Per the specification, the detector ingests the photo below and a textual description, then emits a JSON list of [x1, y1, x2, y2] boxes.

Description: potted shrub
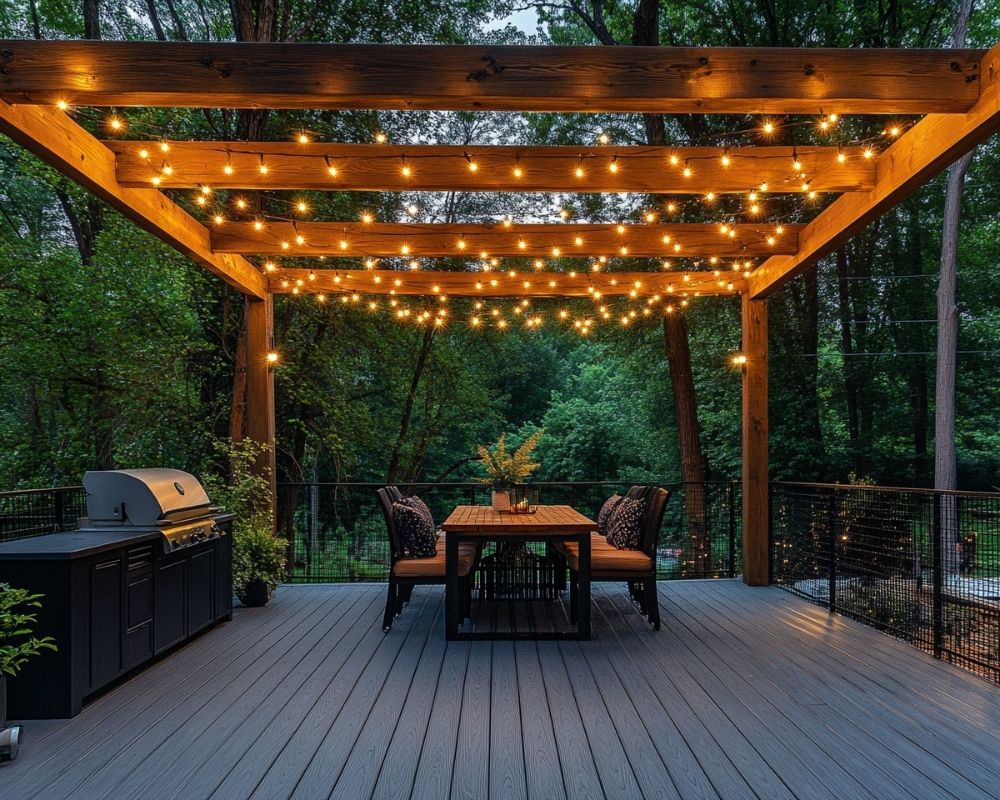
[[233, 513, 288, 606], [0, 583, 57, 724], [204, 438, 289, 607], [477, 430, 543, 511]]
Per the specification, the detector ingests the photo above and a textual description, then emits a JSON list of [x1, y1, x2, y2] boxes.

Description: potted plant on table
[[477, 430, 543, 511], [0, 583, 57, 725]]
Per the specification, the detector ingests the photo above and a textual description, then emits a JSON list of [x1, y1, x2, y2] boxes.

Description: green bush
[[0, 583, 57, 677]]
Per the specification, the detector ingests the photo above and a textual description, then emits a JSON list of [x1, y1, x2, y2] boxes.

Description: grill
[[80, 468, 224, 553]]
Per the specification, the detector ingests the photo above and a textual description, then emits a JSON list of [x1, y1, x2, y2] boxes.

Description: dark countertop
[[0, 530, 161, 560]]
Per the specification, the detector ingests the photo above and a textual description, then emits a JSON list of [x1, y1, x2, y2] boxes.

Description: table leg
[[577, 532, 591, 640], [445, 534, 459, 640]]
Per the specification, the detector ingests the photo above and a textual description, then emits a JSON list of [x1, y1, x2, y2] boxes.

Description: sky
[[484, 8, 542, 34]]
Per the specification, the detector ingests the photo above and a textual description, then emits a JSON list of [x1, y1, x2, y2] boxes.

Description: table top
[[441, 504, 595, 534]]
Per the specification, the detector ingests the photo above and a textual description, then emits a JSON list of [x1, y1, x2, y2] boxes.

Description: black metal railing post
[[827, 492, 837, 613], [54, 488, 65, 531], [932, 492, 943, 659], [728, 481, 737, 579]]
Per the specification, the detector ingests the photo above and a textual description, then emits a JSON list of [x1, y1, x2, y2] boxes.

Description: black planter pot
[[240, 579, 271, 607]]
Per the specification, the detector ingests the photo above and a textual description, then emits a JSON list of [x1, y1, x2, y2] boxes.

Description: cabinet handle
[[94, 560, 119, 570]]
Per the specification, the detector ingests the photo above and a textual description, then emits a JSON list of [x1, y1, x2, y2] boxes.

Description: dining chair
[[376, 486, 477, 632], [565, 486, 670, 629]]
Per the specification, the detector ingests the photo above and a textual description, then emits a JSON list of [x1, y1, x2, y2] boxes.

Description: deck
[[3, 580, 1000, 800]]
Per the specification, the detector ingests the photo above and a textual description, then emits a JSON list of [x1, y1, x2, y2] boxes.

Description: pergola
[[3, 40, 999, 587]]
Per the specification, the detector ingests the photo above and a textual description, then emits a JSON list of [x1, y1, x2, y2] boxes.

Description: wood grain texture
[[245, 296, 276, 500], [107, 141, 875, 193], [5, 583, 1000, 800], [270, 268, 743, 298], [441, 504, 595, 534], [741, 295, 769, 586], [0, 41, 983, 113], [749, 41, 1000, 298], [212, 221, 798, 257], [0, 100, 265, 298]]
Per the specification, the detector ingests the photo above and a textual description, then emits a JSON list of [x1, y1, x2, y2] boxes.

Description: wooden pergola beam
[[749, 43, 1000, 299], [269, 269, 741, 297], [0, 41, 983, 114], [212, 222, 798, 258], [0, 100, 266, 298], [106, 142, 875, 194]]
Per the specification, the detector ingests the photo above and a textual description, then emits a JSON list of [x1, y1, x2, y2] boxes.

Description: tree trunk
[[83, 0, 101, 39], [936, 0, 975, 574], [663, 314, 710, 575], [386, 325, 437, 483]]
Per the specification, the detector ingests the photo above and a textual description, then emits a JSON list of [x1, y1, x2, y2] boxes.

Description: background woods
[[2, 0, 1000, 494]]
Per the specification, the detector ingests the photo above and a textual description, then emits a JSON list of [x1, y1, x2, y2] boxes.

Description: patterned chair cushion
[[597, 494, 623, 540], [606, 496, 645, 550], [392, 498, 438, 558], [404, 495, 435, 528]]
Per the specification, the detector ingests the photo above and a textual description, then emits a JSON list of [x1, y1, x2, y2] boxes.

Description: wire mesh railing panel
[[277, 481, 742, 583], [772, 482, 1000, 682], [0, 486, 87, 543]]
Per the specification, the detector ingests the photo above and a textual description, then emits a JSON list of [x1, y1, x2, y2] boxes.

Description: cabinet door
[[89, 558, 123, 691], [187, 548, 215, 635], [154, 558, 186, 653]]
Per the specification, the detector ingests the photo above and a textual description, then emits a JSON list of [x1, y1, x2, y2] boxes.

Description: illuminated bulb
[[366, 258, 376, 269], [56, 100, 68, 110], [195, 195, 206, 206], [809, 190, 818, 200], [401, 244, 410, 255], [224, 164, 234, 176], [888, 125, 901, 137], [762, 121, 775, 135], [374, 131, 387, 143], [259, 163, 268, 175], [683, 165, 693, 178], [518, 240, 527, 250], [309, 272, 316, 281], [327, 164, 338, 177], [792, 158, 802, 171], [139, 149, 150, 159], [616, 224, 625, 235], [619, 246, 628, 255], [776, 225, 785, 235], [662, 235, 672, 244], [401, 164, 412, 177], [266, 352, 279, 364], [574, 237, 583, 246], [235, 198, 247, 210], [551, 247, 561, 257], [750, 204, 760, 214], [705, 192, 715, 202], [298, 132, 310, 144], [296, 201, 308, 213], [759, 181, 769, 192], [666, 202, 677, 213], [151, 176, 161, 186], [733, 354, 747, 366], [597, 133, 610, 145], [471, 316, 481, 326], [159, 142, 170, 153], [360, 212, 373, 224], [720, 153, 731, 167], [513, 165, 524, 178], [767, 236, 777, 246], [265, 261, 276, 272], [669, 154, 680, 166], [609, 158, 619, 174], [407, 204, 418, 216], [295, 235, 305, 245], [253, 219, 264, 231], [108, 116, 124, 131], [497, 319, 508, 329], [645, 211, 656, 223], [575, 165, 585, 178], [339, 239, 348, 250], [837, 151, 847, 164], [213, 214, 224, 225], [559, 209, 569, 220], [863, 148, 874, 159], [533, 259, 544, 269], [409, 260, 419, 270], [468, 159, 479, 172], [161, 164, 173, 176], [457, 239, 467, 250], [502, 217, 512, 228]]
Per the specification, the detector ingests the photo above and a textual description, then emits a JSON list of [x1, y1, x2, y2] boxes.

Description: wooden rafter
[[106, 142, 876, 194], [0, 100, 266, 298], [0, 41, 984, 114], [749, 43, 1000, 299], [268, 269, 741, 297], [211, 222, 798, 258]]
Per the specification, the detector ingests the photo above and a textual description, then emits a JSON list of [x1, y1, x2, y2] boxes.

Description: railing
[[771, 481, 1000, 682], [277, 481, 741, 583], [0, 485, 87, 543]]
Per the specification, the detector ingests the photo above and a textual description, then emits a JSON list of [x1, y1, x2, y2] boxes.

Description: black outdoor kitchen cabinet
[[0, 516, 233, 720]]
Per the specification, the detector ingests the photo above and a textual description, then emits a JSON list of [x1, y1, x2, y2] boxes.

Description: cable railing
[[0, 485, 87, 543], [276, 481, 741, 583], [771, 481, 1000, 682]]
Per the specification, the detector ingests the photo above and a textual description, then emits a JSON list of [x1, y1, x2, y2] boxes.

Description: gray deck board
[[3, 580, 999, 800]]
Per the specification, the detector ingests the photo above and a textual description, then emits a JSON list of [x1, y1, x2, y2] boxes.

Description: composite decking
[[2, 580, 999, 800]]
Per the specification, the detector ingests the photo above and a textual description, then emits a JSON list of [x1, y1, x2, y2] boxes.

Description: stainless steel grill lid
[[83, 468, 212, 527]]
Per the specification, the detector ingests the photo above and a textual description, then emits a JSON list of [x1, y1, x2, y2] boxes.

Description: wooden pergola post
[[741, 294, 769, 585], [246, 294, 277, 510]]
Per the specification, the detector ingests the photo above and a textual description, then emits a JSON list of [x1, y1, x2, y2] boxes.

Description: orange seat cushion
[[565, 531, 653, 575], [392, 533, 476, 578]]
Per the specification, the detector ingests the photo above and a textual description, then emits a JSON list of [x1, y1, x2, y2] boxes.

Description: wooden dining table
[[441, 504, 595, 640]]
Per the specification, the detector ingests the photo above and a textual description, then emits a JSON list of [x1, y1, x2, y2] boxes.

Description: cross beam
[[0, 100, 266, 298], [749, 43, 1000, 298], [211, 222, 797, 258], [106, 142, 875, 194], [268, 269, 740, 297], [0, 41, 984, 114]]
